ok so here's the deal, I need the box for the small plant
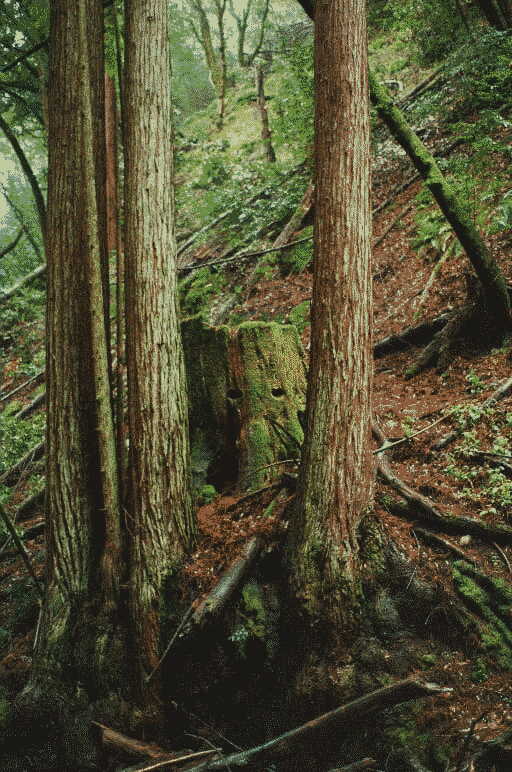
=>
[287,300,310,335]
[197,484,217,506]
[0,408,45,477]
[465,370,486,395]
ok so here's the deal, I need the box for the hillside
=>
[1,4,512,771]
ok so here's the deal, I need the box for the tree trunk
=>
[182,317,306,492]
[369,72,511,330]
[25,0,123,731]
[496,0,512,25]
[287,0,373,629]
[124,0,196,694]
[255,63,276,162]
[474,0,507,28]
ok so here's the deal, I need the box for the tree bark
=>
[474,0,507,28]
[369,72,511,329]
[27,0,123,718]
[254,63,276,162]
[287,0,373,629]
[124,0,196,693]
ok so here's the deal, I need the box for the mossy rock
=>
[182,316,306,491]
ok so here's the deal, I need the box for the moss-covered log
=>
[182,316,306,491]
[369,72,511,329]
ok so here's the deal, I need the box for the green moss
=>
[179,267,225,317]
[453,560,512,669]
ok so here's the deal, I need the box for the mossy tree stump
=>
[182,317,306,491]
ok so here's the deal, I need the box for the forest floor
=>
[1,97,512,770]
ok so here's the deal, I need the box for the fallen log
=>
[373,422,512,544]
[184,680,448,770]
[0,263,46,303]
[432,374,512,451]
[0,520,45,560]
[272,181,313,250]
[146,536,265,683]
[373,203,413,250]
[15,488,45,522]
[0,370,44,404]
[0,228,24,260]
[373,312,450,358]
[0,440,45,487]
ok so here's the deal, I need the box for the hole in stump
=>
[271,387,285,398]
[227,387,243,399]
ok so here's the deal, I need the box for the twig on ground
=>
[0,502,44,597]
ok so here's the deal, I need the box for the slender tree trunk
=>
[496,0,512,25]
[369,72,511,329]
[0,113,47,246]
[255,63,276,162]
[287,0,373,629]
[124,0,196,693]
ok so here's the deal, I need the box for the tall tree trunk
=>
[287,0,373,630]
[124,0,196,693]
[369,72,511,329]
[496,0,512,25]
[31,0,122,699]
[255,63,276,162]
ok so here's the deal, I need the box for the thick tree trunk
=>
[287,0,373,628]
[124,0,196,693]
[24,0,123,739]
[255,63,276,162]
[369,72,511,330]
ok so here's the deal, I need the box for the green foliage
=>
[287,300,310,335]
[279,232,313,274]
[179,267,225,317]
[447,29,512,113]
[197,484,217,505]
[465,370,486,395]
[0,406,45,477]
[272,39,314,157]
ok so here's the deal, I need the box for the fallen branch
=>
[272,181,313,249]
[177,209,234,257]
[0,502,44,597]
[373,203,413,249]
[0,370,44,404]
[373,312,450,358]
[0,228,24,259]
[185,680,448,770]
[413,527,477,564]
[120,749,221,772]
[0,441,45,487]
[373,422,512,543]
[492,542,512,574]
[328,761,377,772]
[0,263,46,303]
[0,520,45,560]
[373,412,451,455]
[432,374,512,451]
[92,721,171,760]
[15,390,45,419]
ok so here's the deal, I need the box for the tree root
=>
[183,680,448,770]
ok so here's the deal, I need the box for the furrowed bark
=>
[287,0,373,628]
[124,0,195,691]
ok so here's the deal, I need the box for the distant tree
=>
[254,62,276,162]
[287,0,373,631]
[229,0,270,67]
[474,0,510,28]
[186,0,228,128]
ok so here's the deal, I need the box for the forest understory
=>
[1,2,512,771]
